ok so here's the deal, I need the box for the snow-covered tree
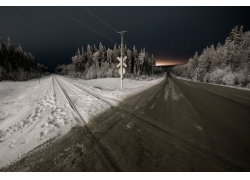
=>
[93,44,98,52]
[0,37,47,81]
[56,42,157,79]
[99,42,105,66]
[112,44,118,64]
[126,49,132,73]
[132,45,138,74]
[172,25,250,87]
[107,48,112,66]
[151,54,156,74]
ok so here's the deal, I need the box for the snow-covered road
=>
[0,74,165,168]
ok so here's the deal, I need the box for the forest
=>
[0,37,48,81]
[172,25,250,88]
[55,43,163,80]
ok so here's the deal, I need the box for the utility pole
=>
[117,31,127,89]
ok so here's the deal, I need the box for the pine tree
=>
[0,37,6,67]
[17,44,23,53]
[151,54,156,75]
[112,44,118,64]
[7,37,15,55]
[132,45,138,74]
[138,48,145,75]
[126,49,132,73]
[124,44,127,56]
[144,52,149,75]
[81,46,87,68]
[86,44,93,69]
[192,51,199,71]
[99,42,105,66]
[236,25,243,45]
[229,26,239,43]
[93,44,98,52]
[107,48,112,67]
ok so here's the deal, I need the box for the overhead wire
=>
[96,7,122,30]
[51,6,119,45]
[81,7,117,32]
[81,6,134,49]
[94,7,134,48]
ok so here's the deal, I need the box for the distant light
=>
[156,59,186,66]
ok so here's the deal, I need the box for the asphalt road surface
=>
[2,73,250,171]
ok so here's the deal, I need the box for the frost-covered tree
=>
[107,48,112,66]
[93,44,98,52]
[132,45,138,74]
[98,42,105,66]
[112,44,118,64]
[151,54,156,74]
[0,37,47,81]
[0,38,6,67]
[56,42,158,79]
[172,25,250,87]
[126,49,132,73]
[86,44,93,69]
[138,49,145,75]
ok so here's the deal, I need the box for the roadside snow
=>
[0,73,165,168]
[171,73,250,92]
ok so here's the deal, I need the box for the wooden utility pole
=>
[117,31,127,89]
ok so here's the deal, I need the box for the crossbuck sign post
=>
[117,31,127,89]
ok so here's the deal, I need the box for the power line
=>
[89,7,113,27]
[81,6,133,49]
[81,7,117,32]
[51,6,118,45]
[95,7,133,48]
[123,39,133,49]
[96,7,121,30]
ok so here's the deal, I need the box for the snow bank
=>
[171,73,250,92]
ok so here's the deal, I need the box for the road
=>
[2,73,250,171]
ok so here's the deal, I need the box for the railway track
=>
[59,76,182,138]
[57,75,197,140]
[53,76,122,171]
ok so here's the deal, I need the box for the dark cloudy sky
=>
[0,6,250,71]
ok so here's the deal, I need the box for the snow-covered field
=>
[0,74,165,168]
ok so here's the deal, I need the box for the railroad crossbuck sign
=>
[117,30,127,89]
[117,56,127,78]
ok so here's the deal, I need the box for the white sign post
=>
[117,30,127,90]
[117,56,127,89]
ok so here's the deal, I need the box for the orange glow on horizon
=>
[156,59,185,66]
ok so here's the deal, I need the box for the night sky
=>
[0,6,250,71]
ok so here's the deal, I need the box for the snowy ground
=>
[64,75,166,104]
[0,74,165,168]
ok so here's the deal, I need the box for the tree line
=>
[0,37,48,81]
[55,43,163,79]
[172,25,250,88]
